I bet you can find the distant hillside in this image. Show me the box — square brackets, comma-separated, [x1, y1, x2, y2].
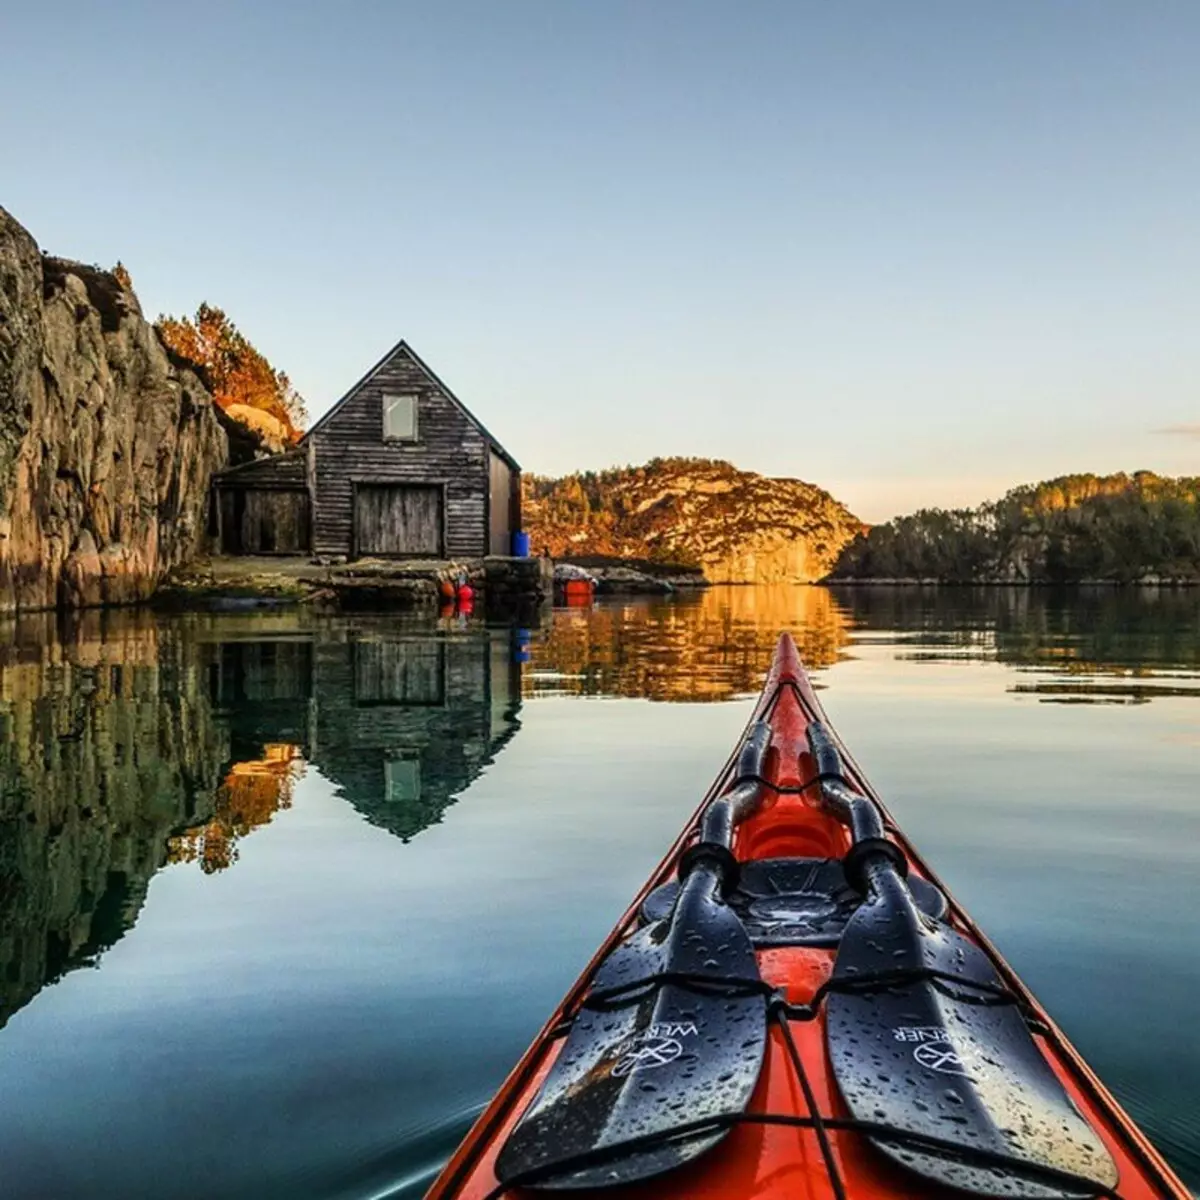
[524, 457, 864, 584]
[833, 471, 1200, 584]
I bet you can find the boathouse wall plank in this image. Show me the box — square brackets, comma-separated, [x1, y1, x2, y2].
[488, 451, 518, 555]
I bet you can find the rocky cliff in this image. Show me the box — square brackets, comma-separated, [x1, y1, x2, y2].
[525, 457, 864, 584]
[0, 205, 228, 613]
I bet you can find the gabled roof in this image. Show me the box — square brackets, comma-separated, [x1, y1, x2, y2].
[213, 449, 306, 481]
[302, 338, 520, 470]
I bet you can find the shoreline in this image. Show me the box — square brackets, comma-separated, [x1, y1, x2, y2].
[824, 577, 1200, 587]
[4, 572, 1200, 621]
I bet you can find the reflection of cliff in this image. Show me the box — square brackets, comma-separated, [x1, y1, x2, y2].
[529, 585, 853, 701]
[206, 623, 522, 842]
[0, 610, 229, 1028]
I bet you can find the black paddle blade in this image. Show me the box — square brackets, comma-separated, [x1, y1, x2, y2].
[495, 878, 767, 1190]
[827, 871, 1118, 1198]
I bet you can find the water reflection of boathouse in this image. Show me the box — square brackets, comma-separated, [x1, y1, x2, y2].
[207, 625, 522, 841]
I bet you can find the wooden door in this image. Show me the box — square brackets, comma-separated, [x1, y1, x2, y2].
[354, 639, 446, 705]
[220, 489, 310, 554]
[219, 490, 240, 553]
[355, 485, 443, 556]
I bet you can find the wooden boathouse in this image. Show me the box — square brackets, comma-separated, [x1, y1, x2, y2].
[212, 340, 521, 559]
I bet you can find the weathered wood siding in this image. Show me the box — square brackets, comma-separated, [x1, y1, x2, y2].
[310, 347, 489, 559]
[218, 488, 310, 554]
[354, 484, 443, 557]
[488, 451, 519, 555]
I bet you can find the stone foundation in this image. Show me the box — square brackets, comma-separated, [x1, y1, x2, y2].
[158, 554, 553, 614]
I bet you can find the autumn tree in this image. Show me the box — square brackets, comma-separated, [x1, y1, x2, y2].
[166, 747, 303, 873]
[157, 302, 307, 439]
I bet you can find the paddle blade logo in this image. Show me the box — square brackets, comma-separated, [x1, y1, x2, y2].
[610, 1021, 697, 1077]
[895, 1025, 970, 1076]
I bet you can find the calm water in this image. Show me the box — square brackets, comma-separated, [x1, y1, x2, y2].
[0, 586, 1197, 1197]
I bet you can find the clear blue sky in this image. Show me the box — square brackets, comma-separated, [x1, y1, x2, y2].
[4, 1, 1198, 520]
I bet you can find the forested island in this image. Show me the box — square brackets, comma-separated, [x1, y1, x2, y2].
[832, 473, 1200, 584]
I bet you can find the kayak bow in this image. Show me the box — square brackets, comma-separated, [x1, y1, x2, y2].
[428, 634, 1190, 1200]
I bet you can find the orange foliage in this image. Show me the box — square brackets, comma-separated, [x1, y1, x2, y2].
[157, 302, 306, 440]
[167, 744, 305, 873]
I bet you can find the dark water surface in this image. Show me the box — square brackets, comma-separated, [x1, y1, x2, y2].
[0, 586, 1197, 1197]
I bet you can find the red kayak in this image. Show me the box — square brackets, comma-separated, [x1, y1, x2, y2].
[428, 634, 1190, 1200]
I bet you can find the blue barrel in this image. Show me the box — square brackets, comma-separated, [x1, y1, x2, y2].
[513, 628, 532, 663]
[511, 530, 531, 557]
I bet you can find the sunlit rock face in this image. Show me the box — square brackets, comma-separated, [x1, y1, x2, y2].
[525, 458, 864, 584]
[0, 206, 228, 613]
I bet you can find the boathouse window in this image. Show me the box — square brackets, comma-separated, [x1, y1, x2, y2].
[383, 392, 418, 441]
[384, 754, 421, 805]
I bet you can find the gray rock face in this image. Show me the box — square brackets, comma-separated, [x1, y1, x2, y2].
[0, 205, 228, 613]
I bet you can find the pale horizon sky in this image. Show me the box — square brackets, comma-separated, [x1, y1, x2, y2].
[3, 1, 1198, 522]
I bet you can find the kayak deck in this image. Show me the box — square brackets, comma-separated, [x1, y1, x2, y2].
[428, 635, 1189, 1200]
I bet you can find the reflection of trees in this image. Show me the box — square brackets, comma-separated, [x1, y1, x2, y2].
[829, 586, 1200, 671]
[167, 745, 304, 872]
[828, 585, 1200, 701]
[528, 585, 853, 702]
[529, 584, 1200, 705]
[0, 610, 229, 1028]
